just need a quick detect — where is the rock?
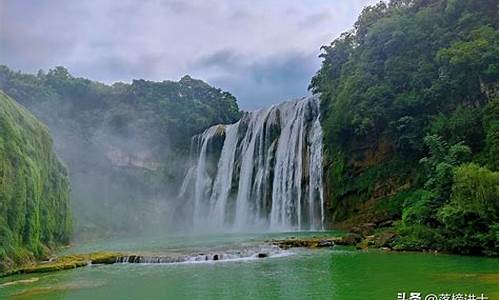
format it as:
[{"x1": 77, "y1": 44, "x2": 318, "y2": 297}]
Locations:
[
  {"x1": 0, "y1": 277, "x2": 39, "y2": 287},
  {"x1": 317, "y1": 240, "x2": 335, "y2": 247},
  {"x1": 353, "y1": 223, "x2": 376, "y2": 236},
  {"x1": 213, "y1": 254, "x2": 219, "y2": 261},
  {"x1": 377, "y1": 220, "x2": 394, "y2": 228},
  {"x1": 1, "y1": 251, "x2": 124, "y2": 277},
  {"x1": 356, "y1": 235, "x2": 375, "y2": 250},
  {"x1": 336, "y1": 233, "x2": 363, "y2": 246},
  {"x1": 272, "y1": 237, "x2": 341, "y2": 249},
  {"x1": 372, "y1": 231, "x2": 396, "y2": 248},
  {"x1": 89, "y1": 252, "x2": 121, "y2": 264},
  {"x1": 257, "y1": 253, "x2": 268, "y2": 258},
  {"x1": 0, "y1": 257, "x2": 15, "y2": 274},
  {"x1": 380, "y1": 247, "x2": 392, "y2": 252}
]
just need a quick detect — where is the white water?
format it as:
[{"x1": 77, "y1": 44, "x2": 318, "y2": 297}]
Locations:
[{"x1": 179, "y1": 96, "x2": 324, "y2": 231}]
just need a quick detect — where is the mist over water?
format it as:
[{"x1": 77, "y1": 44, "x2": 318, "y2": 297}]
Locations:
[
  {"x1": 178, "y1": 96, "x2": 324, "y2": 232},
  {"x1": 12, "y1": 92, "x2": 184, "y2": 239},
  {"x1": 13, "y1": 78, "x2": 325, "y2": 239}
]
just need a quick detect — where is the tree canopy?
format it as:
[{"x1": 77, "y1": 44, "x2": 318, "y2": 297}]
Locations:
[{"x1": 311, "y1": 0, "x2": 498, "y2": 255}]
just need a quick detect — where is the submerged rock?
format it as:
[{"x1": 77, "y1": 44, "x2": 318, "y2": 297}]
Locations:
[{"x1": 0, "y1": 277, "x2": 39, "y2": 287}]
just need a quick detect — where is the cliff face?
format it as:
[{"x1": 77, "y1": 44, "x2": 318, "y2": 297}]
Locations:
[
  {"x1": 322, "y1": 134, "x2": 414, "y2": 228},
  {"x1": 0, "y1": 91, "x2": 71, "y2": 272}
]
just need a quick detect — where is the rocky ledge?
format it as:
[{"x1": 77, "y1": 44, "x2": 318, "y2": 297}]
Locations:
[
  {"x1": 270, "y1": 237, "x2": 340, "y2": 249},
  {"x1": 0, "y1": 252, "x2": 122, "y2": 277},
  {"x1": 270, "y1": 222, "x2": 397, "y2": 251},
  {"x1": 0, "y1": 249, "x2": 277, "y2": 278}
]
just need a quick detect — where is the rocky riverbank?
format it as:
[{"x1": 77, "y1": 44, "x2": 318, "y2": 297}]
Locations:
[
  {"x1": 270, "y1": 223, "x2": 397, "y2": 251},
  {"x1": 0, "y1": 245, "x2": 281, "y2": 278},
  {"x1": 0, "y1": 252, "x2": 122, "y2": 278}
]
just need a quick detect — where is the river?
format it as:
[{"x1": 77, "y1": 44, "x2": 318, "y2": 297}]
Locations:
[{"x1": 0, "y1": 232, "x2": 497, "y2": 299}]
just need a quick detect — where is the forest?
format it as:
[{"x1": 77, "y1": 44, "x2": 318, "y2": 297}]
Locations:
[
  {"x1": 310, "y1": 0, "x2": 498, "y2": 255},
  {"x1": 0, "y1": 65, "x2": 240, "y2": 241}
]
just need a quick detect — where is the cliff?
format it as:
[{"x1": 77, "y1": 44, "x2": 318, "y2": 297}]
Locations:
[
  {"x1": 312, "y1": 0, "x2": 498, "y2": 256},
  {"x1": 0, "y1": 91, "x2": 71, "y2": 272}
]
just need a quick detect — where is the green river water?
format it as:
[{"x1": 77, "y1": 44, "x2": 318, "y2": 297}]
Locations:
[{"x1": 0, "y1": 232, "x2": 497, "y2": 300}]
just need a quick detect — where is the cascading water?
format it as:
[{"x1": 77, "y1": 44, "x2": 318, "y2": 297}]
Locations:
[{"x1": 179, "y1": 95, "x2": 324, "y2": 231}]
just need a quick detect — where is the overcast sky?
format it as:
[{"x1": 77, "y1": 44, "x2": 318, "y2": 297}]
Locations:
[{"x1": 1, "y1": 0, "x2": 378, "y2": 110}]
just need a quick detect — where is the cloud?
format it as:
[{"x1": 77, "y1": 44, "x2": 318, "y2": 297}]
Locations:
[
  {"x1": 0, "y1": 0, "x2": 378, "y2": 109},
  {"x1": 192, "y1": 50, "x2": 319, "y2": 110},
  {"x1": 196, "y1": 49, "x2": 240, "y2": 69},
  {"x1": 298, "y1": 12, "x2": 334, "y2": 28}
]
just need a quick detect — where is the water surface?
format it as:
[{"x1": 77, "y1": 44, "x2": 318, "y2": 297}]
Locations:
[{"x1": 1, "y1": 232, "x2": 497, "y2": 300}]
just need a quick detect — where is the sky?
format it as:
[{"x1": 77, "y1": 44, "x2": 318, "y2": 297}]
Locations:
[{"x1": 0, "y1": 0, "x2": 378, "y2": 110}]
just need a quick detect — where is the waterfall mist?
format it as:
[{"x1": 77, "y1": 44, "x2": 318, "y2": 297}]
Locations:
[{"x1": 178, "y1": 96, "x2": 325, "y2": 232}]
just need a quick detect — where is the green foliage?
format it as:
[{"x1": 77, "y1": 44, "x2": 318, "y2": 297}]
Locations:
[
  {"x1": 313, "y1": 0, "x2": 498, "y2": 255},
  {"x1": 395, "y1": 143, "x2": 498, "y2": 255},
  {"x1": 393, "y1": 223, "x2": 444, "y2": 251},
  {"x1": 401, "y1": 189, "x2": 435, "y2": 225},
  {"x1": 0, "y1": 66, "x2": 241, "y2": 237},
  {"x1": 438, "y1": 163, "x2": 498, "y2": 255},
  {"x1": 0, "y1": 91, "x2": 71, "y2": 271}
]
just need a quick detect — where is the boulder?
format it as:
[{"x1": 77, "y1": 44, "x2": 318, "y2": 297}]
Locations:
[
  {"x1": 336, "y1": 233, "x2": 363, "y2": 245},
  {"x1": 317, "y1": 240, "x2": 335, "y2": 247}
]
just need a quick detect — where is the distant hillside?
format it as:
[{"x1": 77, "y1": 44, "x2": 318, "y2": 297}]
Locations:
[
  {"x1": 0, "y1": 91, "x2": 71, "y2": 271},
  {"x1": 0, "y1": 66, "x2": 241, "y2": 238}
]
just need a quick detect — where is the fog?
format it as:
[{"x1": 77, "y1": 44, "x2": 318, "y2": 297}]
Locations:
[{"x1": 21, "y1": 87, "x2": 192, "y2": 241}]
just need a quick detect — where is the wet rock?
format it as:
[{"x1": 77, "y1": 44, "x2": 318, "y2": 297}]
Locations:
[
  {"x1": 336, "y1": 233, "x2": 362, "y2": 246},
  {"x1": 0, "y1": 277, "x2": 39, "y2": 287},
  {"x1": 317, "y1": 240, "x2": 335, "y2": 247},
  {"x1": 372, "y1": 231, "x2": 396, "y2": 248},
  {"x1": 213, "y1": 254, "x2": 219, "y2": 261},
  {"x1": 257, "y1": 253, "x2": 268, "y2": 258},
  {"x1": 356, "y1": 235, "x2": 375, "y2": 250},
  {"x1": 89, "y1": 252, "x2": 121, "y2": 264},
  {"x1": 1, "y1": 252, "x2": 125, "y2": 277},
  {"x1": 271, "y1": 237, "x2": 341, "y2": 249}
]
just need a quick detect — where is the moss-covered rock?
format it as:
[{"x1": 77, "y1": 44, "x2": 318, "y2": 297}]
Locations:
[
  {"x1": 0, "y1": 90, "x2": 71, "y2": 272},
  {"x1": 0, "y1": 251, "x2": 123, "y2": 277}
]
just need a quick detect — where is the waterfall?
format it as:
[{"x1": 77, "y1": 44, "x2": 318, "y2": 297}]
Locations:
[{"x1": 179, "y1": 95, "x2": 324, "y2": 231}]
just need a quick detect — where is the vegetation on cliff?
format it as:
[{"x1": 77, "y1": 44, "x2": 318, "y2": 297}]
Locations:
[
  {"x1": 0, "y1": 66, "x2": 240, "y2": 237},
  {"x1": 0, "y1": 91, "x2": 71, "y2": 272},
  {"x1": 311, "y1": 0, "x2": 498, "y2": 255}
]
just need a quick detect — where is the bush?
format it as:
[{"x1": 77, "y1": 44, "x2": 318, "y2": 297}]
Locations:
[{"x1": 437, "y1": 163, "x2": 498, "y2": 255}]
